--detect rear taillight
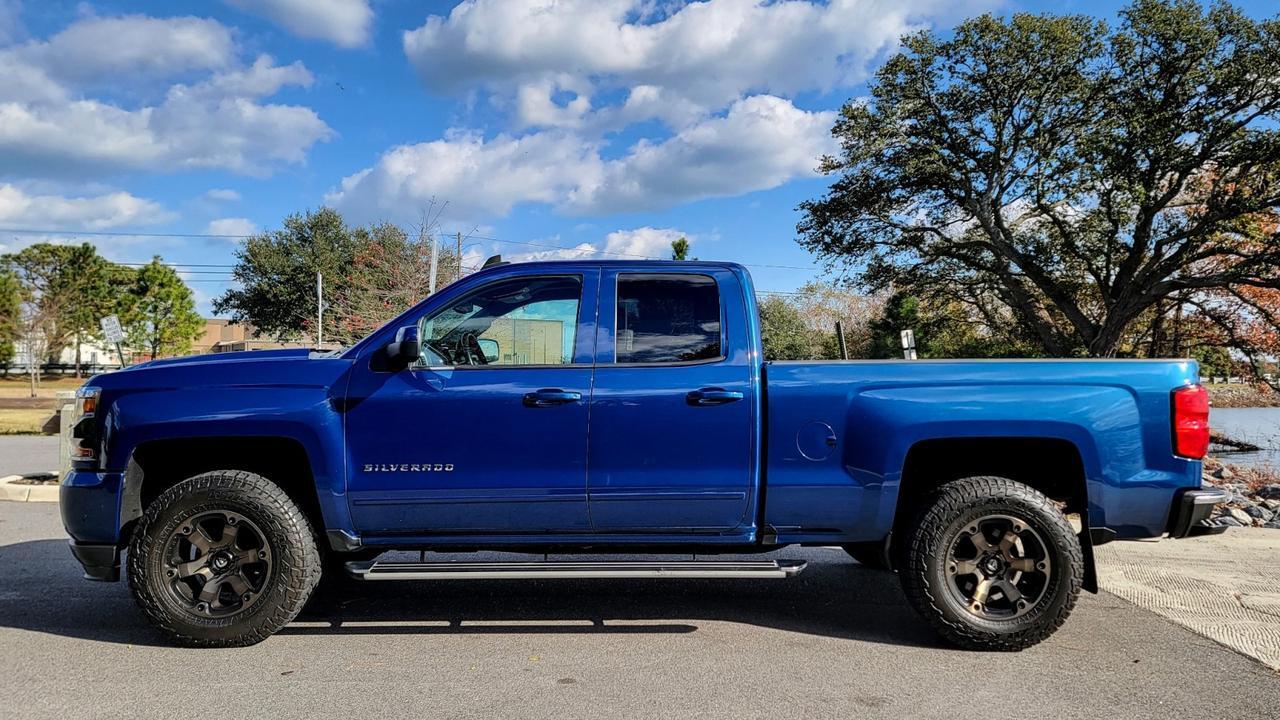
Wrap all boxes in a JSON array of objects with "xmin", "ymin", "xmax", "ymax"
[{"xmin": 1172, "ymin": 384, "xmax": 1210, "ymax": 459}]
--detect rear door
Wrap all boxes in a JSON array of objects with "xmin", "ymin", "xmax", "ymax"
[{"xmin": 586, "ymin": 268, "xmax": 759, "ymax": 533}]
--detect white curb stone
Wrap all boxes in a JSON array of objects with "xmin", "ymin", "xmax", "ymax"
[{"xmin": 0, "ymin": 474, "xmax": 60, "ymax": 502}]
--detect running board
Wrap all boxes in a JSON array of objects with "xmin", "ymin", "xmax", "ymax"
[{"xmin": 346, "ymin": 559, "xmax": 807, "ymax": 581}]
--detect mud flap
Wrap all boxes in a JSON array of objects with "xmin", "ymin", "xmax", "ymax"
[{"xmin": 1078, "ymin": 508, "xmax": 1098, "ymax": 594}]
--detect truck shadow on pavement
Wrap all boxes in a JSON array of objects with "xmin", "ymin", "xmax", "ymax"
[{"xmin": 0, "ymin": 540, "xmax": 947, "ymax": 649}]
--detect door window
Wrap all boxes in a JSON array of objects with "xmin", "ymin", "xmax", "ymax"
[
  {"xmin": 615, "ymin": 274, "xmax": 722, "ymax": 364},
  {"xmin": 419, "ymin": 275, "xmax": 581, "ymax": 367}
]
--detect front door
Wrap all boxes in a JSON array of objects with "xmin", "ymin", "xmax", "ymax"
[
  {"xmin": 343, "ymin": 270, "xmax": 598, "ymax": 535},
  {"xmin": 587, "ymin": 269, "xmax": 758, "ymax": 532}
]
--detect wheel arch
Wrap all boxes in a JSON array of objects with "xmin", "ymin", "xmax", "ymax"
[
  {"xmin": 891, "ymin": 436, "xmax": 1098, "ymax": 592},
  {"xmin": 120, "ymin": 436, "xmax": 327, "ymax": 547}
]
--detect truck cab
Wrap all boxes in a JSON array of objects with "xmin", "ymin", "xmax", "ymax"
[
  {"xmin": 340, "ymin": 262, "xmax": 760, "ymax": 540},
  {"xmin": 60, "ymin": 259, "xmax": 1224, "ymax": 649}
]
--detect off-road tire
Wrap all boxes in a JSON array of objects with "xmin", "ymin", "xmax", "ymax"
[
  {"xmin": 127, "ymin": 470, "xmax": 321, "ymax": 647},
  {"xmin": 842, "ymin": 542, "xmax": 890, "ymax": 570},
  {"xmin": 900, "ymin": 476, "xmax": 1082, "ymax": 651}
]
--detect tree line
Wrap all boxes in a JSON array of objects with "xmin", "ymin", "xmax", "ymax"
[
  {"xmin": 0, "ymin": 245, "xmax": 204, "ymax": 376},
  {"xmin": 212, "ymin": 206, "xmax": 466, "ymax": 347},
  {"xmin": 5, "ymin": 2, "xmax": 1275, "ymax": 386},
  {"xmin": 793, "ymin": 0, "xmax": 1280, "ymax": 384}
]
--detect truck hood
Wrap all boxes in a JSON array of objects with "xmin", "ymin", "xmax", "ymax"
[
  {"xmin": 89, "ymin": 347, "xmax": 352, "ymax": 396},
  {"xmin": 125, "ymin": 348, "xmax": 316, "ymax": 371}
]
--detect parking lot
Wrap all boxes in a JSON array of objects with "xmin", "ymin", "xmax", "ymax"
[{"xmin": 3, "ymin": 498, "xmax": 1279, "ymax": 719}]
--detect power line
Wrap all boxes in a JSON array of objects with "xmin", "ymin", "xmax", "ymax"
[
  {"xmin": 0, "ymin": 227, "xmax": 251, "ymax": 240},
  {"xmin": 117, "ymin": 262, "xmax": 237, "ymax": 268},
  {"xmin": 2, "ymin": 225, "xmax": 821, "ymax": 273},
  {"xmin": 451, "ymin": 232, "xmax": 819, "ymax": 270}
]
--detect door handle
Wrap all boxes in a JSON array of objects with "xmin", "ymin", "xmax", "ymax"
[
  {"xmin": 686, "ymin": 388, "xmax": 745, "ymax": 406},
  {"xmin": 523, "ymin": 388, "xmax": 582, "ymax": 407}
]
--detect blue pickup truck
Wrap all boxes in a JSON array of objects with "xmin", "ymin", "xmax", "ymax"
[{"xmin": 60, "ymin": 259, "xmax": 1224, "ymax": 649}]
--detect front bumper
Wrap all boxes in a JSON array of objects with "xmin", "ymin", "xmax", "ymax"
[
  {"xmin": 69, "ymin": 541, "xmax": 119, "ymax": 582},
  {"xmin": 61, "ymin": 470, "xmax": 125, "ymax": 582},
  {"xmin": 1166, "ymin": 489, "xmax": 1229, "ymax": 538}
]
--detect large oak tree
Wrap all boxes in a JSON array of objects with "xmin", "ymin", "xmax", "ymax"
[{"xmin": 798, "ymin": 0, "xmax": 1280, "ymax": 362}]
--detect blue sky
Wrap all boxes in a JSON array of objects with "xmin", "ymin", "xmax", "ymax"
[{"xmin": 0, "ymin": 0, "xmax": 1275, "ymax": 315}]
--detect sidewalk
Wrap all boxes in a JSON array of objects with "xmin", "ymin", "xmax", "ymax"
[{"xmin": 1097, "ymin": 529, "xmax": 1280, "ymax": 670}]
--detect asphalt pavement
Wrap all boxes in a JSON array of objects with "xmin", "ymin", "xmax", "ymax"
[
  {"xmin": 2, "ymin": 502, "xmax": 1278, "ymax": 720},
  {"xmin": 0, "ymin": 435, "xmax": 58, "ymax": 476}
]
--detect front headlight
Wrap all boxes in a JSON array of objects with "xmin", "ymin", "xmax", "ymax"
[{"xmin": 69, "ymin": 386, "xmax": 102, "ymax": 462}]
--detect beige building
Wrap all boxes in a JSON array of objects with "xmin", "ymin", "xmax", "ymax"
[
  {"xmin": 483, "ymin": 317, "xmax": 567, "ymax": 365},
  {"xmin": 195, "ymin": 319, "xmax": 337, "ymax": 354}
]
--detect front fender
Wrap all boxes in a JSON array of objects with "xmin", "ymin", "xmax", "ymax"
[{"xmin": 102, "ymin": 386, "xmax": 350, "ymax": 535}]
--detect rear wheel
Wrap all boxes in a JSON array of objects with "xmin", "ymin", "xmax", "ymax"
[
  {"xmin": 127, "ymin": 470, "xmax": 321, "ymax": 647},
  {"xmin": 900, "ymin": 476, "xmax": 1082, "ymax": 651}
]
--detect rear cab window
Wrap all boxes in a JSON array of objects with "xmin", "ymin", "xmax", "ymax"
[{"xmin": 615, "ymin": 274, "xmax": 723, "ymax": 364}]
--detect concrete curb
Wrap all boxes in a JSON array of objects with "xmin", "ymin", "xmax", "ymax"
[{"xmin": 0, "ymin": 474, "xmax": 59, "ymax": 502}]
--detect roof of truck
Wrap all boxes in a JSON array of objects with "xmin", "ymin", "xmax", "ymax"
[{"xmin": 474, "ymin": 258, "xmax": 750, "ymax": 272}]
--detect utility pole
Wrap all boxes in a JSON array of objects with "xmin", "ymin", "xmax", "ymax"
[
  {"xmin": 835, "ymin": 321, "xmax": 848, "ymax": 360},
  {"xmin": 428, "ymin": 235, "xmax": 440, "ymax": 295},
  {"xmin": 456, "ymin": 232, "xmax": 463, "ymax": 280},
  {"xmin": 316, "ymin": 271, "xmax": 323, "ymax": 348}
]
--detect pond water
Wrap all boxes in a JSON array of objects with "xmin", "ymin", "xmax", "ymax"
[{"xmin": 1211, "ymin": 407, "xmax": 1280, "ymax": 470}]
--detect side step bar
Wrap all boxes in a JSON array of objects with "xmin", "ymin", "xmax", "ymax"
[{"xmin": 346, "ymin": 559, "xmax": 807, "ymax": 581}]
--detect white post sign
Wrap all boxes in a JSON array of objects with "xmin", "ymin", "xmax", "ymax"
[
  {"xmin": 100, "ymin": 315, "xmax": 126, "ymax": 366},
  {"xmin": 100, "ymin": 315, "xmax": 124, "ymax": 344},
  {"xmin": 900, "ymin": 329, "xmax": 917, "ymax": 360}
]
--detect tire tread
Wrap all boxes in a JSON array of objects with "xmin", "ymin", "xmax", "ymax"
[
  {"xmin": 900, "ymin": 475, "xmax": 1083, "ymax": 651},
  {"xmin": 126, "ymin": 470, "xmax": 321, "ymax": 648}
]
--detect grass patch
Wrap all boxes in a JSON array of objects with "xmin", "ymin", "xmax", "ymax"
[
  {"xmin": 0, "ymin": 408, "xmax": 53, "ymax": 434},
  {"xmin": 0, "ymin": 376, "xmax": 87, "ymax": 399}
]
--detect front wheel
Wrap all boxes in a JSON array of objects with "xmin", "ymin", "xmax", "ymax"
[
  {"xmin": 127, "ymin": 471, "xmax": 321, "ymax": 647},
  {"xmin": 899, "ymin": 476, "xmax": 1082, "ymax": 651}
]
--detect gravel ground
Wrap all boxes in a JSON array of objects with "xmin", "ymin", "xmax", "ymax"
[{"xmin": 2, "ymin": 502, "xmax": 1278, "ymax": 720}]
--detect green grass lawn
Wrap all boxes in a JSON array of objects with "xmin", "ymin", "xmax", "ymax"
[
  {"xmin": 0, "ymin": 409, "xmax": 52, "ymax": 434},
  {"xmin": 0, "ymin": 376, "xmax": 87, "ymax": 399}
]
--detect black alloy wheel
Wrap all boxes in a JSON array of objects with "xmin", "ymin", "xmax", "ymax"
[{"xmin": 163, "ymin": 510, "xmax": 273, "ymax": 618}]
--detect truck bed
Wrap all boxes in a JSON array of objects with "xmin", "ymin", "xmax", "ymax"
[{"xmin": 762, "ymin": 359, "xmax": 1202, "ymax": 544}]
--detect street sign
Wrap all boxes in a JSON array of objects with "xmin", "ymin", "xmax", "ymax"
[
  {"xmin": 900, "ymin": 329, "xmax": 917, "ymax": 360},
  {"xmin": 100, "ymin": 315, "xmax": 128, "ymax": 366},
  {"xmin": 100, "ymin": 315, "xmax": 124, "ymax": 344}
]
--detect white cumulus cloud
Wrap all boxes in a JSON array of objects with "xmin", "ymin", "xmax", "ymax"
[
  {"xmin": 0, "ymin": 16, "xmax": 332, "ymax": 179},
  {"xmin": 566, "ymin": 95, "xmax": 835, "ymax": 214},
  {"xmin": 404, "ymin": 0, "xmax": 992, "ymax": 129},
  {"xmin": 329, "ymin": 95, "xmax": 832, "ymax": 221},
  {"xmin": 327, "ymin": 129, "xmax": 604, "ymax": 221},
  {"xmin": 203, "ymin": 188, "xmax": 242, "ymax": 203},
  {"xmin": 599, "ymin": 227, "xmax": 691, "ymax": 259},
  {"xmin": 17, "ymin": 14, "xmax": 234, "ymax": 87},
  {"xmin": 206, "ymin": 217, "xmax": 258, "ymax": 238},
  {"xmin": 226, "ymin": 0, "xmax": 374, "ymax": 48},
  {"xmin": 503, "ymin": 227, "xmax": 691, "ymax": 263},
  {"xmin": 0, "ymin": 183, "xmax": 172, "ymax": 230}
]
